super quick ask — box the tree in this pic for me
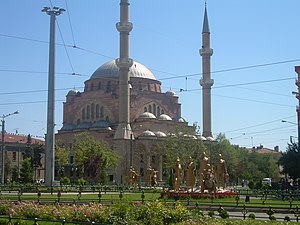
[55,144,69,179]
[20,158,33,183]
[279,142,300,179]
[73,132,120,183]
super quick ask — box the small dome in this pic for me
[158,114,172,121]
[67,89,79,96]
[90,60,157,80]
[184,134,197,139]
[141,130,156,137]
[199,136,207,141]
[155,131,167,138]
[206,136,215,142]
[92,120,110,128]
[166,89,177,97]
[177,117,186,123]
[139,112,156,119]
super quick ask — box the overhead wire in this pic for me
[1,33,299,80]
[64,0,76,47]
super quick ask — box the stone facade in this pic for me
[56,60,195,184]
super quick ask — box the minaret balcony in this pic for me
[116,58,133,68]
[116,22,133,33]
[200,78,214,87]
[199,48,213,56]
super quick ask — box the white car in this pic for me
[262,178,272,186]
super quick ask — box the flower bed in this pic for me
[160,190,237,199]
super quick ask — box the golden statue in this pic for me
[145,166,152,186]
[151,169,158,187]
[202,168,216,193]
[128,166,139,186]
[186,156,196,190]
[214,154,229,189]
[174,157,182,191]
[198,151,210,189]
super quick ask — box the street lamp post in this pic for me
[1,111,19,184]
[42,6,65,187]
[282,119,299,146]
[293,66,300,150]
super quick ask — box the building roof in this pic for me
[1,133,44,145]
[90,60,157,81]
[245,147,281,155]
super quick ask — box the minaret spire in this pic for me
[199,3,214,138]
[114,0,134,140]
[202,3,210,33]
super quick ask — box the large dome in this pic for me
[90,60,157,80]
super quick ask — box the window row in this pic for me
[82,104,105,120]
[144,104,164,116]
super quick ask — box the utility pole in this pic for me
[42,6,65,187]
[294,66,300,151]
[1,111,19,184]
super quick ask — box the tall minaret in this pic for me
[114,0,134,140]
[200,3,214,138]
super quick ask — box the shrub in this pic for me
[254,182,262,189]
[60,176,70,185]
[248,181,254,189]
[208,210,215,217]
[284,216,290,221]
[248,213,255,220]
[217,207,229,219]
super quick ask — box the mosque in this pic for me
[55,0,213,184]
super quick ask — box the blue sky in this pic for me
[1,0,299,151]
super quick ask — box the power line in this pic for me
[0,69,87,76]
[213,94,294,108]
[64,0,76,47]
[224,115,295,133]
[55,11,75,73]
[2,33,299,80]
[159,58,300,81]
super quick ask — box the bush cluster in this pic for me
[3,201,192,225]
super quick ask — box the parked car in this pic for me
[262,178,272,186]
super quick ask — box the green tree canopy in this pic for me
[279,142,300,179]
[73,132,120,183]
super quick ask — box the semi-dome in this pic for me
[90,60,157,80]
[155,131,167,138]
[139,112,156,119]
[141,130,156,137]
[158,114,172,121]
[166,89,177,97]
[67,89,79,96]
[177,117,186,123]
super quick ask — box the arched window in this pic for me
[85,84,88,92]
[139,82,142,91]
[90,83,94,91]
[153,104,156,116]
[157,106,160,116]
[148,105,152,113]
[100,106,104,118]
[144,107,147,112]
[96,105,100,118]
[98,82,102,90]
[161,109,165,115]
[82,108,86,120]
[91,103,95,119]
[148,83,151,91]
[87,105,90,119]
